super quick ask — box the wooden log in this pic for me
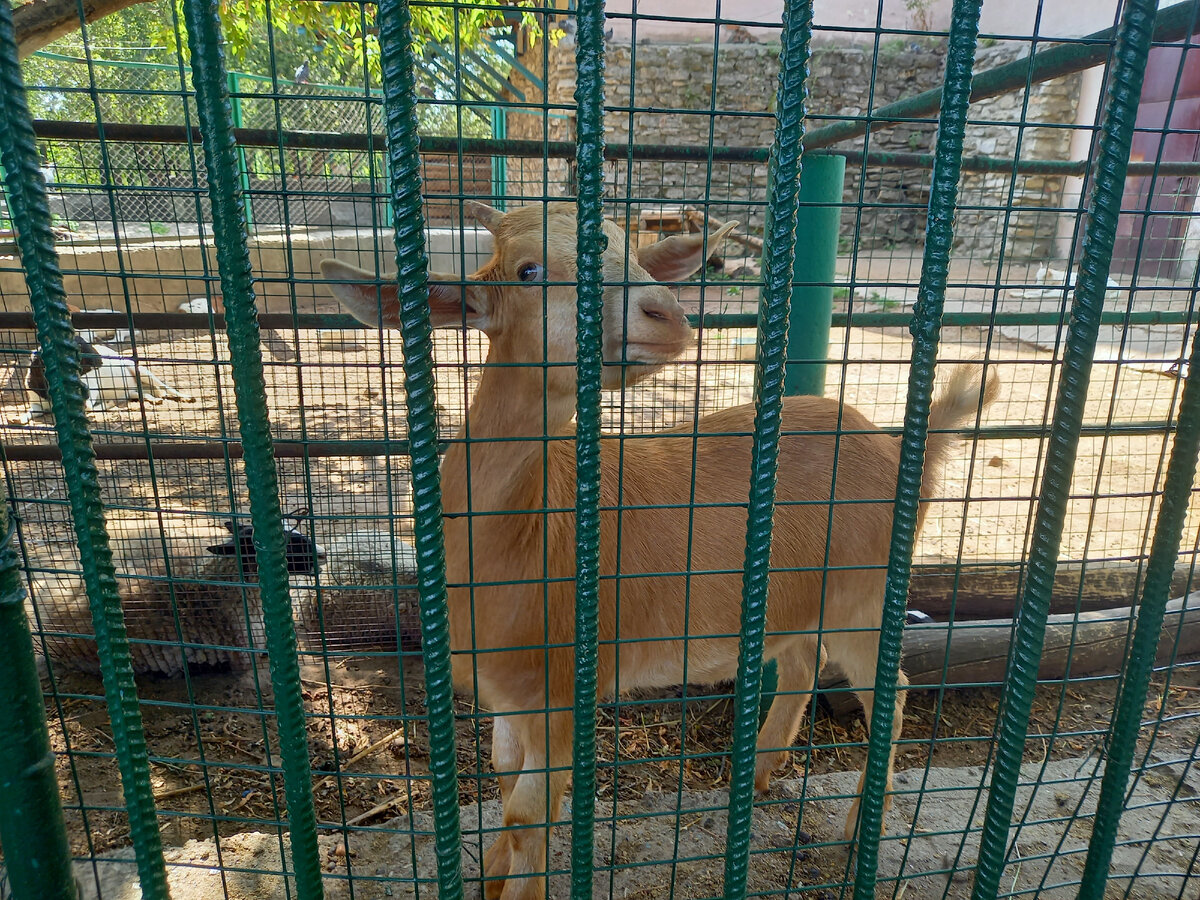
[898,591,1200,687]
[906,560,1196,620]
[813,592,1200,720]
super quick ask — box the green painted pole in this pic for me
[228,72,254,228]
[490,106,507,210]
[0,506,79,900]
[784,153,845,397]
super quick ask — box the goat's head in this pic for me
[321,202,736,393]
[27,335,104,400]
[206,508,326,579]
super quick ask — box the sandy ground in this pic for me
[61,742,1200,899]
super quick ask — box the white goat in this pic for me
[83,343,193,410]
[323,202,998,900]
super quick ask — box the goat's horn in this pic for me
[463,200,505,233]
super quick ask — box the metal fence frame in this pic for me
[1,0,1199,898]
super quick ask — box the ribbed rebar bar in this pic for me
[850,1,982,895]
[569,0,607,896]
[377,0,463,896]
[970,2,1159,897]
[722,0,814,896]
[0,4,169,897]
[0,505,79,900]
[179,0,323,895]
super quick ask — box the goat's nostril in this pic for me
[643,306,668,322]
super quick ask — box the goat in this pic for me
[17,335,104,423]
[82,342,193,410]
[322,201,998,900]
[30,508,324,677]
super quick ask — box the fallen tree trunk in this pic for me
[897,591,1200,687]
[816,593,1200,717]
[906,560,1195,620]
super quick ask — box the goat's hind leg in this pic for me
[754,635,823,793]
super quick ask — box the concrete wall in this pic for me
[0,228,493,314]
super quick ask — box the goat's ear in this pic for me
[427,272,491,330]
[636,220,740,283]
[463,200,505,234]
[321,259,400,327]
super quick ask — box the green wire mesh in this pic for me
[0,0,1198,898]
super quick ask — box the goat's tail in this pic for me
[921,363,1001,499]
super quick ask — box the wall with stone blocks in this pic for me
[504,37,1081,261]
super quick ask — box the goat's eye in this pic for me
[517,262,544,283]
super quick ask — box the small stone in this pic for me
[988,455,1004,467]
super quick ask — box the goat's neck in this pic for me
[441,347,576,515]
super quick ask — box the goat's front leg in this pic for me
[754,636,823,793]
[483,708,573,900]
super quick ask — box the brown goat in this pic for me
[322,202,997,900]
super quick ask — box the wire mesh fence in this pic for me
[1,0,1199,898]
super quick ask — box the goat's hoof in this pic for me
[483,835,513,900]
[754,751,786,794]
[843,808,887,841]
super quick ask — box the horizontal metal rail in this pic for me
[2,420,1181,462]
[0,308,1193,333]
[27,118,1200,176]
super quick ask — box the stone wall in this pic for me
[505,38,1081,261]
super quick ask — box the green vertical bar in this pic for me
[1077,193,1200,900]
[784,153,844,397]
[376,1,464,898]
[970,2,1158,897]
[1078,313,1200,899]
[179,1,323,897]
[0,505,79,900]
[490,106,507,209]
[570,0,606,896]
[0,6,170,899]
[722,0,813,897]
[228,71,254,228]
[851,1,981,894]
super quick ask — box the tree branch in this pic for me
[13,0,155,60]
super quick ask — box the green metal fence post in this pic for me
[969,1,1159,897]
[784,153,845,397]
[490,106,507,209]
[723,0,814,896]
[228,71,254,228]
[376,0,465,897]
[571,0,607,895]
[851,2,981,893]
[0,504,79,900]
[181,1,323,896]
[0,5,171,898]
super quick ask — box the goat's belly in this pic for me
[612,634,745,692]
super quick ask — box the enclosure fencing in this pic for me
[1,0,1200,898]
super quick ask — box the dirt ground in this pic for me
[45,659,1200,898]
[2,265,1199,897]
